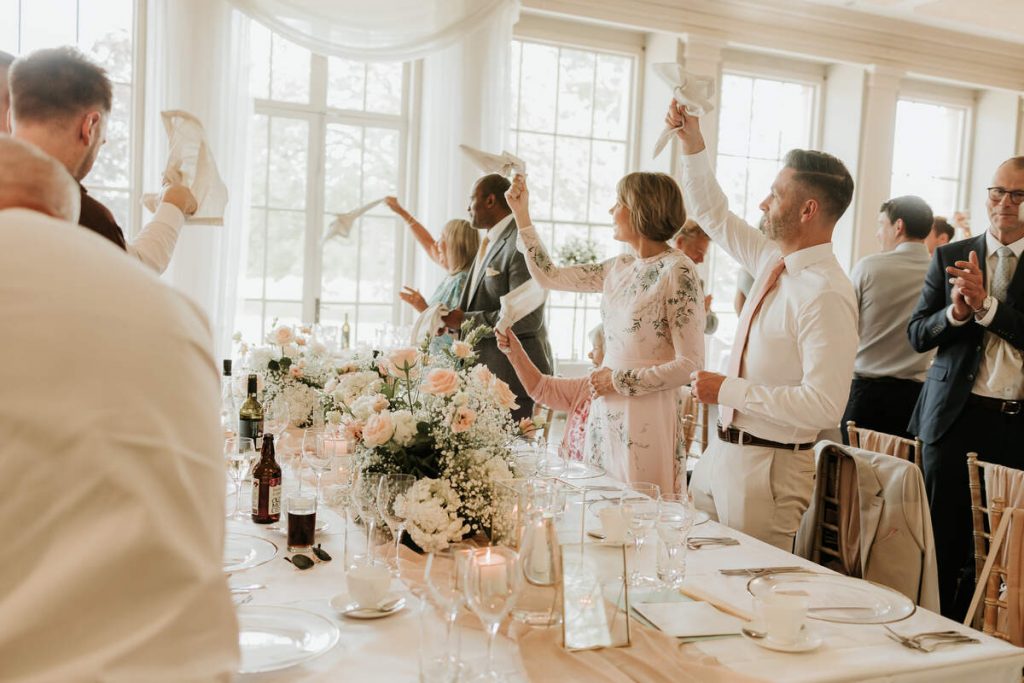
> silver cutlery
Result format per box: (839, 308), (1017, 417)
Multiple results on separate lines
(720, 566), (809, 577)
(687, 537), (740, 550)
(229, 583), (267, 594)
(883, 625), (979, 652)
(340, 596), (405, 617)
(232, 593), (253, 607)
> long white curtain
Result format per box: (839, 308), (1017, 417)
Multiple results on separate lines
(223, 0), (513, 63)
(143, 0), (252, 360)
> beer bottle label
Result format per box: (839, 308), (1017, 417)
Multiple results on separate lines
(251, 479), (260, 515)
(269, 478), (282, 515)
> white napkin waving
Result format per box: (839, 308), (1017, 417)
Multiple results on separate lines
(142, 110), (228, 224)
(651, 64), (716, 158)
(322, 198), (386, 244)
(496, 278), (546, 334)
(411, 303), (450, 345)
(459, 144), (527, 177)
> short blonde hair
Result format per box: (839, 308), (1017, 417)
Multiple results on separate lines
(672, 219), (708, 243)
(616, 172), (687, 242)
(442, 219), (478, 274)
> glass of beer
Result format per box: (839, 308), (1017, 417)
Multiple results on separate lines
(287, 493), (317, 552)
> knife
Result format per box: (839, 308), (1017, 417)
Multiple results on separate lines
(719, 566), (808, 576)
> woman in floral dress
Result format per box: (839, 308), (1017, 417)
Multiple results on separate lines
(505, 173), (704, 494)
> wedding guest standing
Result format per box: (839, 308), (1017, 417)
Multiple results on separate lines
(440, 174), (552, 422)
(672, 220), (718, 335)
(0, 137), (238, 681)
(669, 101), (858, 552)
(908, 158), (1024, 618)
(507, 172), (705, 495)
(925, 215), (955, 255)
(9, 47), (196, 272)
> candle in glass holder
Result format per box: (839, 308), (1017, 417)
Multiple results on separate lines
(477, 549), (508, 596)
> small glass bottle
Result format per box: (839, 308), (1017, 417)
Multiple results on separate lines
(220, 359), (236, 435)
(252, 434), (282, 524)
(341, 314), (351, 350)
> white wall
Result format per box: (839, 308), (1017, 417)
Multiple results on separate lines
(969, 90), (1021, 235)
(820, 64), (866, 271)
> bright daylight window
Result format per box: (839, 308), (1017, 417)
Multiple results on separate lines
(509, 38), (636, 362)
(890, 99), (967, 218)
(711, 72), (817, 369)
(0, 0), (137, 227)
(243, 23), (408, 346)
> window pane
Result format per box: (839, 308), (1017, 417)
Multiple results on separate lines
(517, 42), (558, 133)
(245, 208), (267, 299)
(324, 123), (363, 215)
(366, 62), (402, 114)
(357, 216), (397, 303)
(88, 83), (131, 189)
(249, 23), (272, 100)
(88, 189), (130, 229)
(0, 0), (18, 52)
(363, 127), (400, 199)
(270, 34), (310, 103)
(593, 54), (631, 140)
(514, 132), (555, 220)
(264, 210), (305, 300)
(19, 0), (77, 53)
(321, 218), (359, 303)
(80, 0), (132, 82)
(891, 99), (966, 216)
(588, 140), (625, 223)
(551, 136), (590, 222)
(557, 49), (595, 137)
(327, 57), (365, 110)
(250, 115), (269, 207)
(268, 117), (308, 210)
(239, 300), (266, 347)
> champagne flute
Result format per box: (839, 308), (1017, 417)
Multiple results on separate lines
(464, 546), (522, 682)
(264, 396), (293, 482)
(303, 428), (334, 503)
(377, 473), (415, 574)
(224, 437), (255, 520)
(622, 482), (660, 587)
(424, 544), (473, 677)
(351, 471), (384, 563)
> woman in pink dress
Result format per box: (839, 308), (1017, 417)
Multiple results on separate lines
(505, 173), (705, 494)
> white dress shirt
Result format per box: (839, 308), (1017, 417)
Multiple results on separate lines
(0, 209), (238, 681)
(128, 202), (186, 274)
(680, 150), (859, 444)
(946, 230), (1024, 400)
(466, 213), (514, 303)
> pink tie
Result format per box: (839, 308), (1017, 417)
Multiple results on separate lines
(720, 257), (786, 428)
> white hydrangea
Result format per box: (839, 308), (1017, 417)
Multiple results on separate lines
(394, 478), (469, 553)
(391, 410), (418, 447)
(351, 394), (386, 421)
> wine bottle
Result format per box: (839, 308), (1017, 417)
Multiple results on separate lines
(238, 374), (264, 449)
(251, 433), (282, 524)
(220, 360), (236, 435)
(341, 314), (351, 350)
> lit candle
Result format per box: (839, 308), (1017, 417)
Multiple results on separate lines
(477, 548), (508, 596)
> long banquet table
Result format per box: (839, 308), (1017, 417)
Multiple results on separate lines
(229, 475), (1024, 682)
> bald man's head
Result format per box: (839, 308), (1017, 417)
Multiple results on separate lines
(0, 136), (80, 221)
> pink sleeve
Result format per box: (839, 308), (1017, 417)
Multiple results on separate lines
(529, 375), (589, 412)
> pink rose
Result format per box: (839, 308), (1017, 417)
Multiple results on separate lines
(289, 366), (304, 378)
(492, 378), (519, 410)
(421, 368), (460, 396)
(295, 337), (307, 346)
(271, 325), (295, 346)
(372, 395), (389, 413)
(386, 347), (421, 376)
(344, 420), (364, 442)
(451, 406), (477, 433)
(362, 412), (396, 447)
(471, 365), (494, 385)
(452, 341), (473, 359)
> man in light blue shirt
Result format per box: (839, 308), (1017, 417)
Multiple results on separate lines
(841, 195), (934, 441)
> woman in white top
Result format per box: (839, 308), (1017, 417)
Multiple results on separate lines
(505, 173), (705, 494)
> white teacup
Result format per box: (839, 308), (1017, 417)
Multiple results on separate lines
(347, 563), (391, 608)
(756, 592), (808, 643)
(597, 505), (629, 544)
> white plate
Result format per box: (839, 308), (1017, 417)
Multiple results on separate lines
(224, 533), (278, 573)
(561, 460), (606, 479)
(237, 605), (340, 674)
(329, 592), (406, 620)
(747, 573), (916, 624)
(741, 623), (823, 653)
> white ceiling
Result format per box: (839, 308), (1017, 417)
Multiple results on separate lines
(798, 0), (1024, 44)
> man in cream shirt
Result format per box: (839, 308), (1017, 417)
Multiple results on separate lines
(668, 102), (859, 552)
(0, 138), (237, 680)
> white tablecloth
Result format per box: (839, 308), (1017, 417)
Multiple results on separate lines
(228, 477), (1024, 682)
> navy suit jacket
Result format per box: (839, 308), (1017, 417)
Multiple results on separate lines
(907, 234), (1024, 443)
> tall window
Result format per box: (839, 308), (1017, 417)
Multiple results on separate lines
(509, 38), (636, 362)
(711, 72), (818, 368)
(243, 24), (409, 345)
(1, 0), (138, 227)
(891, 99), (968, 217)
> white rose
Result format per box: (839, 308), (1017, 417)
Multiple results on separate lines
(363, 412), (396, 447)
(391, 410), (418, 447)
(270, 325), (295, 346)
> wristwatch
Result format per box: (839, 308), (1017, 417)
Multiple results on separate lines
(973, 295), (994, 319)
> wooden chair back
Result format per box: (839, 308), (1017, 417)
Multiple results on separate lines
(846, 421), (921, 467)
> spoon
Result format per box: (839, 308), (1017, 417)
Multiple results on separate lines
(741, 626), (767, 639)
(229, 583), (267, 594)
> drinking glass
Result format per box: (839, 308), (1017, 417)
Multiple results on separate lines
(656, 493), (695, 586)
(623, 482), (660, 587)
(424, 544), (473, 679)
(463, 547), (522, 682)
(224, 437), (255, 520)
(264, 395), (290, 436)
(351, 471), (384, 563)
(302, 428), (332, 501)
(377, 473), (415, 574)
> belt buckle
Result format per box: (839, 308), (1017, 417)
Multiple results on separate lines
(1002, 401), (1021, 416)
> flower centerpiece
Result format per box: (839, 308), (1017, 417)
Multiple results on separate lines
(329, 324), (523, 552)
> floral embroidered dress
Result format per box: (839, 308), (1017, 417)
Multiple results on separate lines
(517, 225), (705, 494)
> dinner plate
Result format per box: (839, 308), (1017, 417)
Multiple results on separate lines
(224, 532), (278, 573)
(741, 623), (823, 653)
(237, 606), (340, 674)
(747, 573), (916, 624)
(561, 460), (606, 480)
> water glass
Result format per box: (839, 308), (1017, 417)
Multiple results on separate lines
(623, 482), (660, 587)
(224, 437), (255, 521)
(377, 473), (415, 574)
(351, 471), (384, 563)
(464, 547), (521, 682)
(424, 545), (472, 679)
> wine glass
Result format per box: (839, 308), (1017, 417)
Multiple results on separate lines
(264, 395), (290, 436)
(622, 482), (660, 587)
(424, 544), (473, 677)
(377, 473), (415, 574)
(224, 437), (255, 520)
(463, 546), (522, 682)
(303, 428), (336, 503)
(351, 471), (384, 563)
(656, 493), (695, 586)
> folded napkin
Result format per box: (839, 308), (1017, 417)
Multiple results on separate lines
(459, 144), (527, 177)
(651, 64), (716, 158)
(410, 303), (450, 345)
(496, 278), (547, 333)
(323, 198), (386, 244)
(633, 602), (743, 638)
(142, 110), (228, 224)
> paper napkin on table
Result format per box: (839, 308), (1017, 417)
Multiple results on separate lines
(322, 197), (386, 244)
(142, 110), (229, 224)
(633, 601), (743, 638)
(459, 144), (527, 177)
(651, 63), (716, 158)
(496, 278), (546, 334)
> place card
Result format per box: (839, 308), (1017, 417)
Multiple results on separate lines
(560, 543), (630, 651)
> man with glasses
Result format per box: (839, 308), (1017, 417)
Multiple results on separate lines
(908, 159), (1024, 619)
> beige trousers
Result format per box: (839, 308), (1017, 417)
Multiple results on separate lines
(691, 433), (816, 552)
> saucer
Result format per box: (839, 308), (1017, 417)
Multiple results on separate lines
(741, 623), (823, 653)
(329, 592), (406, 620)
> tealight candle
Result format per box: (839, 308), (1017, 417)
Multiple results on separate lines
(477, 548), (508, 596)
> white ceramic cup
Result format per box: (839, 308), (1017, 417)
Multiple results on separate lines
(598, 506), (629, 544)
(347, 562), (391, 608)
(756, 592), (808, 643)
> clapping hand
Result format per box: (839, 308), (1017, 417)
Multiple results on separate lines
(495, 328), (523, 356)
(665, 100), (705, 155)
(505, 174), (531, 225)
(947, 250), (986, 315)
(399, 286), (428, 313)
(589, 367), (615, 397)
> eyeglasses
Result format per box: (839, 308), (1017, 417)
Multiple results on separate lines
(283, 544), (333, 570)
(987, 187), (1024, 205)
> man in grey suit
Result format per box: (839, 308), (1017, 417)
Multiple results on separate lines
(442, 173), (552, 422)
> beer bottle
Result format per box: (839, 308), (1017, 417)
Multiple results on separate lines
(238, 374), (263, 449)
(252, 433), (282, 524)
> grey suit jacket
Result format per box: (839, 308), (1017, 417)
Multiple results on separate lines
(459, 219), (552, 419)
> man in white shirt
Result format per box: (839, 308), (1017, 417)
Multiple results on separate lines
(841, 195), (934, 442)
(669, 102), (859, 552)
(9, 46), (195, 273)
(908, 158), (1024, 618)
(0, 137), (238, 681)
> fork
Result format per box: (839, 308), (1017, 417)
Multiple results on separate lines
(884, 625), (979, 652)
